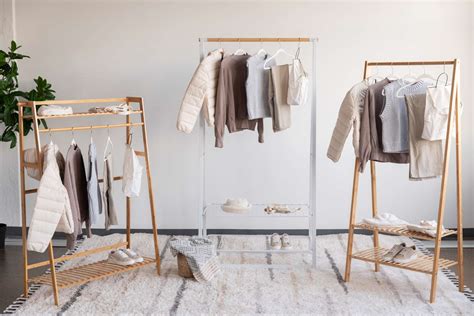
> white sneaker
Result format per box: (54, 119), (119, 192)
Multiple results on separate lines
(108, 249), (136, 266)
(121, 248), (144, 263)
(281, 234), (292, 250)
(270, 233), (281, 250)
(382, 243), (406, 261)
(393, 245), (417, 264)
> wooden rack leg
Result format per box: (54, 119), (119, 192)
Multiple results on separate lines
(126, 112), (132, 249)
(455, 84), (464, 291)
(370, 161), (380, 272)
(47, 242), (59, 306)
(345, 158), (360, 282)
(18, 105), (29, 297)
(430, 60), (458, 304)
(138, 98), (161, 274)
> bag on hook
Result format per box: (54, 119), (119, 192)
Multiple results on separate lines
(122, 143), (143, 198)
(287, 47), (309, 106)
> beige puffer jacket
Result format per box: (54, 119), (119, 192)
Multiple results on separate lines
(177, 49), (223, 133)
(27, 143), (74, 253)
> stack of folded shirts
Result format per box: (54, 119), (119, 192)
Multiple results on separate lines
(221, 198), (251, 214)
(407, 220), (446, 237)
(38, 104), (73, 116)
(362, 213), (409, 228)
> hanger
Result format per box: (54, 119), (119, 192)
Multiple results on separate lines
(71, 127), (76, 146)
(263, 40), (294, 70)
(103, 125), (113, 159)
(386, 63), (399, 81)
(49, 129), (54, 145)
(367, 63), (384, 84)
(416, 62), (436, 83)
(90, 125), (94, 144)
(395, 63), (420, 98)
(233, 39), (246, 55)
(256, 39), (266, 57)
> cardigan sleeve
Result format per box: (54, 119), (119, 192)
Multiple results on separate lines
(327, 89), (357, 162)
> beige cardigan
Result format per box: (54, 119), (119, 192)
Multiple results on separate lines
(177, 49), (224, 133)
(327, 81), (368, 162)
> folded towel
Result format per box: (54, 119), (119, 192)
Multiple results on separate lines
(38, 104), (73, 116)
(363, 213), (409, 228)
(170, 237), (220, 283)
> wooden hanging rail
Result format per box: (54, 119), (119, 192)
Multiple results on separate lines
(203, 37), (316, 42)
(17, 97), (161, 306)
(344, 59), (463, 304)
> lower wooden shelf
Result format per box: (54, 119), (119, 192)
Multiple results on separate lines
(351, 247), (457, 274)
(29, 257), (155, 289)
(353, 223), (457, 241)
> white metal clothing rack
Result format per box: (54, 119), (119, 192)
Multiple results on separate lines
(197, 37), (318, 268)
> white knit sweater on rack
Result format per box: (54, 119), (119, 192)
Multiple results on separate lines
(327, 81), (368, 162)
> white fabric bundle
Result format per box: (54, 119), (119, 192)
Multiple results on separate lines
(122, 143), (143, 198)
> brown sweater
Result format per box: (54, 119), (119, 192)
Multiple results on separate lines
(359, 79), (409, 172)
(214, 54), (263, 148)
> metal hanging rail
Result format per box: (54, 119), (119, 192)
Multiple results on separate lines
(197, 37), (318, 268)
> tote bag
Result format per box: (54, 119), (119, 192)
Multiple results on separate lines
(287, 47), (309, 106)
(122, 142), (143, 198)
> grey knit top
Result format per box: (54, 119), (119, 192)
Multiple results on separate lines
(380, 80), (429, 153)
(245, 54), (275, 119)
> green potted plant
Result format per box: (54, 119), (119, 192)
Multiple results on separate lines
(0, 40), (56, 248)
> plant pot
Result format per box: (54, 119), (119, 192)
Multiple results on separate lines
(0, 223), (6, 249)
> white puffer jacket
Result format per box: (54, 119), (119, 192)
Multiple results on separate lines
(176, 49), (223, 133)
(27, 143), (74, 253)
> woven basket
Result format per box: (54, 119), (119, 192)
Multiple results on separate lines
(177, 254), (193, 278)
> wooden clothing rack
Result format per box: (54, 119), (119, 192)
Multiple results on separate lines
(17, 97), (161, 306)
(344, 60), (463, 303)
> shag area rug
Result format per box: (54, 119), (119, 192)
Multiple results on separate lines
(5, 233), (473, 315)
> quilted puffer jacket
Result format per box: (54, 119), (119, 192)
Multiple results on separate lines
(176, 49), (224, 133)
(27, 143), (74, 253)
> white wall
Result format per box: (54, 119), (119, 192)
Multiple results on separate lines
(1, 0), (472, 231)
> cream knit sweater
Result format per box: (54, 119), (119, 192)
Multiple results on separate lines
(327, 81), (368, 162)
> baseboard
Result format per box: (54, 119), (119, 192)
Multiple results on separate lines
(5, 226), (474, 239)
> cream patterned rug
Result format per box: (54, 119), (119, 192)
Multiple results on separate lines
(5, 233), (473, 315)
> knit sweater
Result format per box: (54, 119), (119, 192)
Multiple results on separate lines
(380, 80), (429, 153)
(327, 81), (368, 162)
(359, 79), (409, 172)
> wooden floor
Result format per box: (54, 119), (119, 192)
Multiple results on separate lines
(0, 246), (472, 311)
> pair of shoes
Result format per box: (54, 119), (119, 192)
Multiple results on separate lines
(383, 243), (417, 263)
(270, 233), (292, 250)
(108, 249), (144, 266)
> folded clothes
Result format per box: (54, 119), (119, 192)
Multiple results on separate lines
(362, 213), (409, 228)
(88, 103), (132, 115)
(38, 104), (73, 116)
(221, 198), (251, 214)
(264, 204), (302, 214)
(407, 220), (446, 237)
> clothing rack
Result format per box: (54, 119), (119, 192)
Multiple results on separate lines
(17, 97), (161, 306)
(344, 60), (463, 303)
(197, 37), (318, 267)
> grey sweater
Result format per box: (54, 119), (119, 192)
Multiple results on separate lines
(359, 79), (409, 172)
(245, 54), (274, 119)
(380, 80), (429, 153)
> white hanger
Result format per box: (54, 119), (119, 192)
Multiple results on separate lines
(49, 130), (54, 146)
(395, 63), (420, 98)
(386, 63), (399, 81)
(103, 125), (113, 159)
(90, 126), (94, 144)
(367, 63), (384, 84)
(263, 41), (294, 70)
(233, 39), (246, 55)
(71, 127), (76, 146)
(256, 39), (266, 57)
(416, 62), (436, 83)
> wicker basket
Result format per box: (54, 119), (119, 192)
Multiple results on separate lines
(177, 254), (193, 278)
